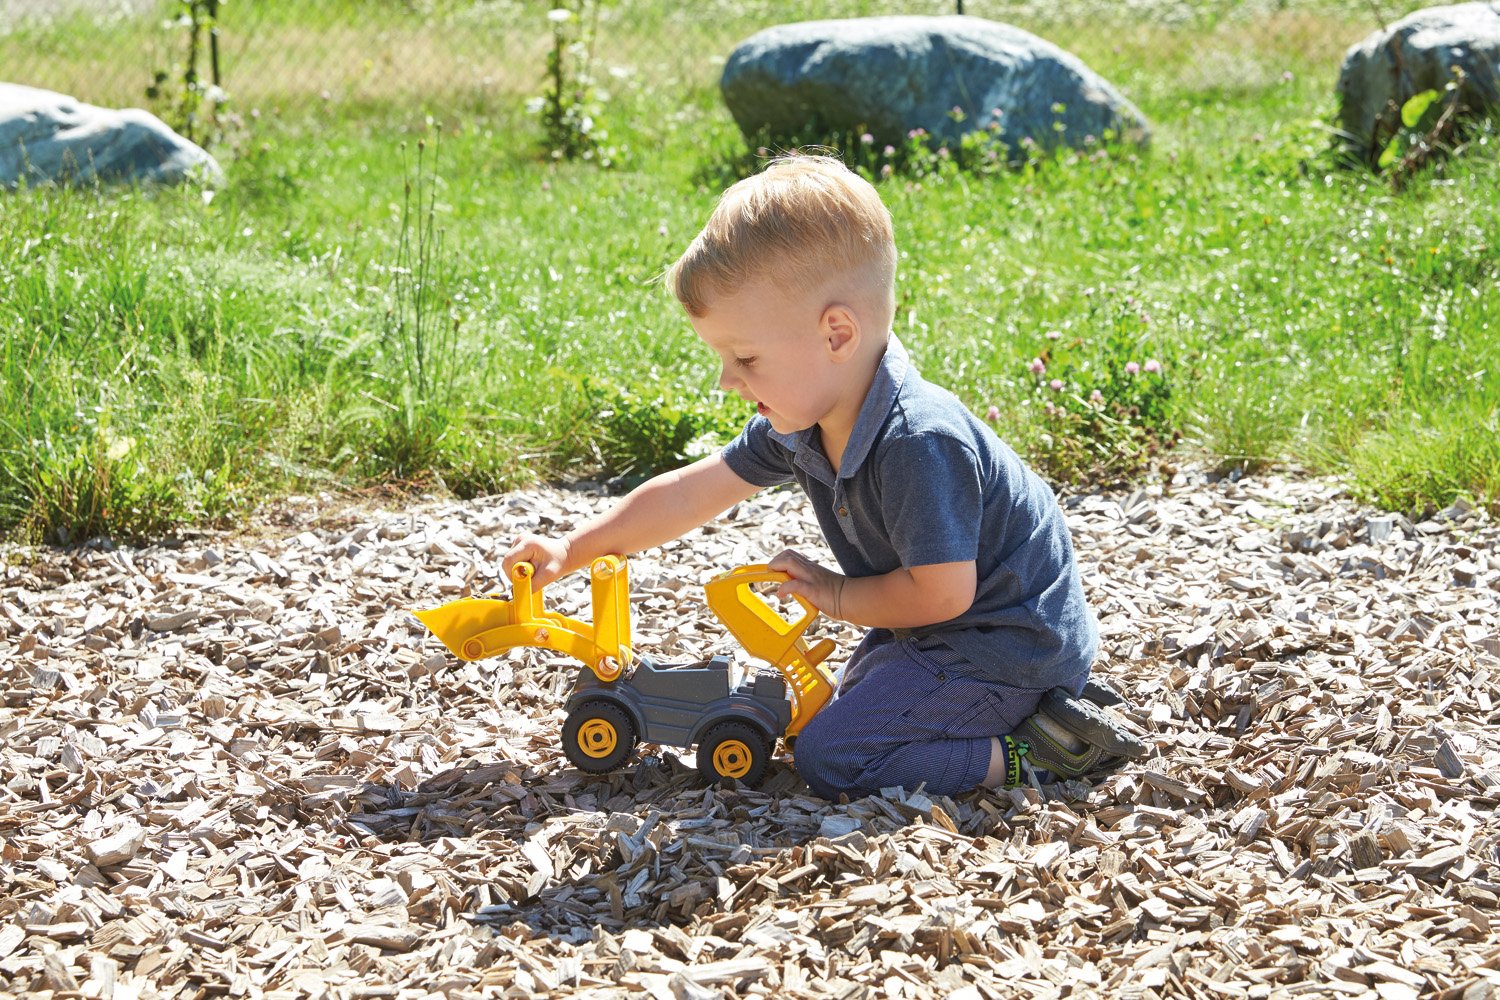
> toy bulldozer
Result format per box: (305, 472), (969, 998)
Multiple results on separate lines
(413, 556), (838, 786)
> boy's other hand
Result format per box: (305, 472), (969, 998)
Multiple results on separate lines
(768, 549), (846, 620)
(501, 534), (572, 589)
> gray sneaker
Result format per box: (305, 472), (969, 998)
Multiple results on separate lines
(1081, 677), (1128, 708)
(1012, 687), (1147, 779)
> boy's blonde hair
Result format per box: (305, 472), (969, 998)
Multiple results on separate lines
(667, 153), (896, 319)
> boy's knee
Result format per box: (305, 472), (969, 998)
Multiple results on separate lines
(790, 717), (848, 799)
(792, 714), (870, 800)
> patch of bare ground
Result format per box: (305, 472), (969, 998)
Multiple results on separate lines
(2, 470), (1497, 998)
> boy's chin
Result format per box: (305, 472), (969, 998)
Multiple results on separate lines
(764, 413), (810, 435)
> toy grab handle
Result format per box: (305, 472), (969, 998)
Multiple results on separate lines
(718, 564), (816, 615)
(711, 563), (828, 641)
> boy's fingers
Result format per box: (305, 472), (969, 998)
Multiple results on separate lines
(768, 548), (803, 570)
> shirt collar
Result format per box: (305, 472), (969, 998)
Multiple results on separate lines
(767, 334), (910, 482)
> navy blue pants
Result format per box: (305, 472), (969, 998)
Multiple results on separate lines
(792, 629), (1080, 800)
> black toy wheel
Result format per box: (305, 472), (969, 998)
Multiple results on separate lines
(562, 701), (637, 773)
(696, 719), (771, 786)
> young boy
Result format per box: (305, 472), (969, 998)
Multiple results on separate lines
(503, 153), (1138, 799)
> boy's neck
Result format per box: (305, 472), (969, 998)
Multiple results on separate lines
(817, 348), (885, 475)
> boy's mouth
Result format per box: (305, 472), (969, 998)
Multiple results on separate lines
(756, 402), (769, 417)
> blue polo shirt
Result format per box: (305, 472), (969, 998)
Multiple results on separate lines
(721, 335), (1098, 690)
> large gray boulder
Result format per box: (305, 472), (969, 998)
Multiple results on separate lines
(1336, 2), (1500, 162)
(0, 82), (223, 189)
(721, 16), (1149, 155)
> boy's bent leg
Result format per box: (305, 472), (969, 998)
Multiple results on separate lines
(793, 637), (1044, 800)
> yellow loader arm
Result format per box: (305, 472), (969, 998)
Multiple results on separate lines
(412, 556), (633, 682)
(703, 565), (837, 736)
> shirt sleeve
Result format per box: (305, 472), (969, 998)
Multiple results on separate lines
(721, 415), (796, 488)
(877, 432), (983, 567)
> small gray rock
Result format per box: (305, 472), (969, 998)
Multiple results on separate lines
(722, 16), (1149, 156)
(1335, 2), (1500, 162)
(0, 82), (223, 189)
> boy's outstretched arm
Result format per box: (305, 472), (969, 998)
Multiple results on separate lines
(502, 453), (761, 586)
(770, 550), (977, 629)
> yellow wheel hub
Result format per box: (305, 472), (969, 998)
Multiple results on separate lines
(577, 718), (618, 759)
(712, 739), (754, 779)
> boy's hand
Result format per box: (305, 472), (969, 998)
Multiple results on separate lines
(501, 534), (572, 589)
(768, 549), (847, 620)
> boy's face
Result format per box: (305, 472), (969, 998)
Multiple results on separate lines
(689, 277), (847, 437)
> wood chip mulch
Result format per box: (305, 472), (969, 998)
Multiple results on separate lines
(2, 471), (1497, 1000)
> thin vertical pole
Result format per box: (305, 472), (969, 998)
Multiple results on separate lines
(207, 0), (221, 87)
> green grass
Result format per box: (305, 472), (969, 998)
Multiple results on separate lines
(2, 0), (1497, 543)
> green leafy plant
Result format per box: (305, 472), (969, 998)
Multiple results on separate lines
(1374, 67), (1472, 188)
(0, 422), (235, 545)
(528, 3), (619, 166)
(575, 376), (746, 486)
(146, 0), (227, 146)
(1013, 291), (1179, 486)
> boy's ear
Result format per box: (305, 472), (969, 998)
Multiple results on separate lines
(820, 303), (860, 360)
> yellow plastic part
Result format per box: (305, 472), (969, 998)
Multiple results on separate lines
(576, 718), (620, 759)
(703, 565), (837, 736)
(412, 556), (633, 682)
(712, 739), (755, 779)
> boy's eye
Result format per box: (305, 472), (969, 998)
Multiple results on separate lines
(734, 356), (756, 369)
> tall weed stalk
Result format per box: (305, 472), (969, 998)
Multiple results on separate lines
(365, 139), (461, 478)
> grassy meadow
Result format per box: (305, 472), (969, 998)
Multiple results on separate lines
(2, 0), (1497, 543)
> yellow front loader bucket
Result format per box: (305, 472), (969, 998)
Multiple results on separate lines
(704, 565), (837, 736)
(412, 557), (633, 682)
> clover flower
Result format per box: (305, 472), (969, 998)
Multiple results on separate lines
(1029, 358), (1046, 375)
(1125, 361), (1141, 375)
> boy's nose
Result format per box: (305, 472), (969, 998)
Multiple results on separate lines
(718, 365), (739, 392)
